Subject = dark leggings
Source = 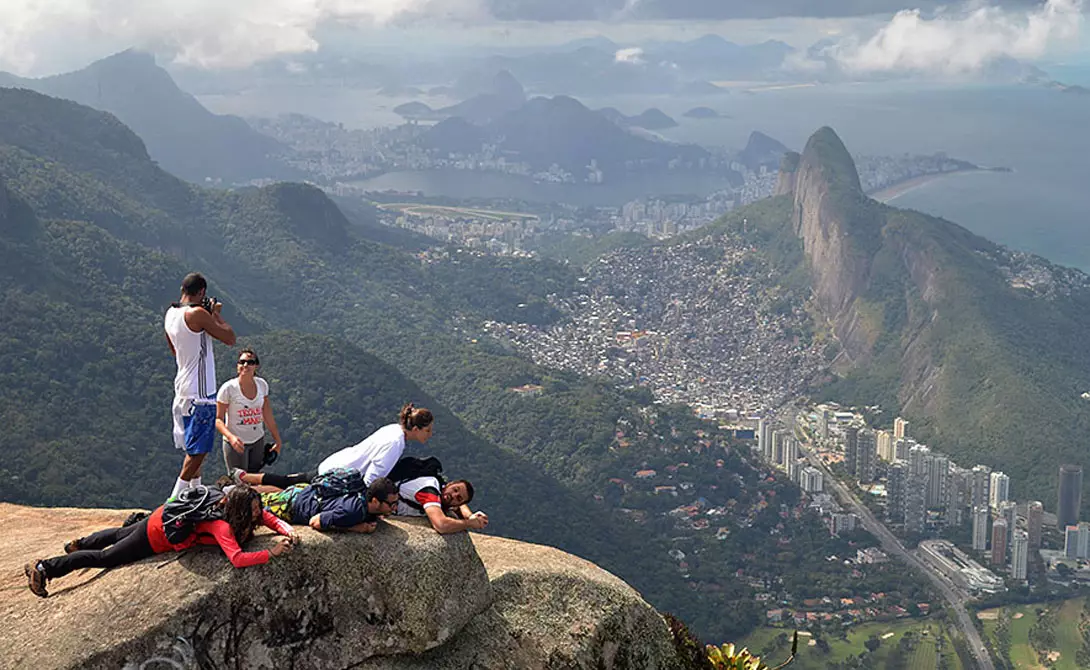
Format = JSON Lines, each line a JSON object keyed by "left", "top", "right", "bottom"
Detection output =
{"left": 261, "top": 471, "right": 315, "bottom": 489}
{"left": 40, "top": 518, "right": 156, "bottom": 579}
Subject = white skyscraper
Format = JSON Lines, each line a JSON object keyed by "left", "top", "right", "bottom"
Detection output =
{"left": 758, "top": 418, "right": 770, "bottom": 459}
{"left": 989, "top": 471, "right": 1010, "bottom": 511}
{"left": 801, "top": 467, "right": 824, "bottom": 493}
{"left": 1011, "top": 530, "right": 1029, "bottom": 580}
{"left": 973, "top": 505, "right": 990, "bottom": 552}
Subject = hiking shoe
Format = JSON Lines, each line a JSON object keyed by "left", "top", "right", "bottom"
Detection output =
{"left": 25, "top": 562, "right": 48, "bottom": 598}
{"left": 230, "top": 468, "right": 248, "bottom": 486}
{"left": 63, "top": 538, "right": 81, "bottom": 554}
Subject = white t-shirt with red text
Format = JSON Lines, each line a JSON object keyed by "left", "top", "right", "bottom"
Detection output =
{"left": 396, "top": 476, "right": 443, "bottom": 517}
{"left": 216, "top": 377, "right": 269, "bottom": 444}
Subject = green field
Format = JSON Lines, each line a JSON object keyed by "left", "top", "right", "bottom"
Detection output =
{"left": 979, "top": 597, "right": 1087, "bottom": 669}
{"left": 736, "top": 619, "right": 963, "bottom": 670}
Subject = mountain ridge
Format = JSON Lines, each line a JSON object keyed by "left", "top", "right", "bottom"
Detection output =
{"left": 0, "top": 50, "right": 298, "bottom": 184}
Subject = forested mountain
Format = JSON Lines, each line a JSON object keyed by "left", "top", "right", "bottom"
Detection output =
{"left": 0, "top": 86, "right": 784, "bottom": 641}
{"left": 0, "top": 50, "right": 297, "bottom": 184}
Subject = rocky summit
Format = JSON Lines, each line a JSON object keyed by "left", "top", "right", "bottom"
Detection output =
{"left": 0, "top": 504, "right": 682, "bottom": 669}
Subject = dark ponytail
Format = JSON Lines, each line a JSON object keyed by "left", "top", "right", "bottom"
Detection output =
{"left": 224, "top": 484, "right": 261, "bottom": 544}
{"left": 399, "top": 402, "right": 434, "bottom": 431}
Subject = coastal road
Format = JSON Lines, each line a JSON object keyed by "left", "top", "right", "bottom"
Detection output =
{"left": 789, "top": 411, "right": 995, "bottom": 670}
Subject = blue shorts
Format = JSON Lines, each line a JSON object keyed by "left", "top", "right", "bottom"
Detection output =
{"left": 173, "top": 397, "right": 217, "bottom": 456}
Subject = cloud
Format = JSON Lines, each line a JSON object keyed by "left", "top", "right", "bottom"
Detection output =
{"left": 821, "top": 0, "right": 1083, "bottom": 74}
{"left": 614, "top": 47, "right": 646, "bottom": 63}
{"left": 0, "top": 0, "right": 488, "bottom": 75}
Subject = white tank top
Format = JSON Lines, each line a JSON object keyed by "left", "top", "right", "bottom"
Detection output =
{"left": 164, "top": 306, "right": 216, "bottom": 399}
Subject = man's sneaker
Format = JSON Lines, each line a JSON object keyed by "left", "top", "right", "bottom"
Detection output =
{"left": 230, "top": 468, "right": 248, "bottom": 486}
{"left": 25, "top": 562, "right": 48, "bottom": 598}
{"left": 63, "top": 538, "right": 82, "bottom": 554}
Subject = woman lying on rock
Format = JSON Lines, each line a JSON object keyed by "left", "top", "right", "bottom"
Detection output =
{"left": 25, "top": 484, "right": 296, "bottom": 598}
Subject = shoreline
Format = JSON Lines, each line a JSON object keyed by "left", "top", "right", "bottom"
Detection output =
{"left": 869, "top": 168, "right": 1001, "bottom": 203}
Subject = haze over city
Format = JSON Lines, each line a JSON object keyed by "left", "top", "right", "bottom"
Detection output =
{"left": 2, "top": 1, "right": 1090, "bottom": 669}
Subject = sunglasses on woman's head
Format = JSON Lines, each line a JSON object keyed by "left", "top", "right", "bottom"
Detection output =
{"left": 238, "top": 359, "right": 259, "bottom": 366}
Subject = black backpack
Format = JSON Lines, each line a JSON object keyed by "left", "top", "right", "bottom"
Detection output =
{"left": 388, "top": 456, "right": 446, "bottom": 488}
{"left": 310, "top": 467, "right": 369, "bottom": 503}
{"left": 162, "top": 485, "right": 226, "bottom": 544}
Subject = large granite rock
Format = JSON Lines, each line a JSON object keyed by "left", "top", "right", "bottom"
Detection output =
{"left": 1, "top": 505, "right": 683, "bottom": 669}
{"left": 362, "top": 535, "right": 682, "bottom": 670}
{"left": 0, "top": 504, "right": 491, "bottom": 669}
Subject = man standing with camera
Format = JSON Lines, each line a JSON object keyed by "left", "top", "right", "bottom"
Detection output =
{"left": 165, "top": 273, "right": 236, "bottom": 499}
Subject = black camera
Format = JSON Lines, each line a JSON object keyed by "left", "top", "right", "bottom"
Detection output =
{"left": 200, "top": 295, "right": 221, "bottom": 313}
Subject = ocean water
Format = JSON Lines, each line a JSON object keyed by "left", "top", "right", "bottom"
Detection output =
{"left": 200, "top": 78, "right": 1090, "bottom": 271}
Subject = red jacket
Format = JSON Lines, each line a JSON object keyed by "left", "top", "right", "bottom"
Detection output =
{"left": 146, "top": 506, "right": 293, "bottom": 568}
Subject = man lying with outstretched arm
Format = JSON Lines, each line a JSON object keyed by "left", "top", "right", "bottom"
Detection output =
{"left": 396, "top": 476, "right": 488, "bottom": 534}
{"left": 260, "top": 476, "right": 399, "bottom": 534}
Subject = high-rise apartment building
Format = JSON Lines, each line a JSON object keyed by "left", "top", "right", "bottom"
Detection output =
{"left": 1058, "top": 464, "right": 1083, "bottom": 529}
{"left": 945, "top": 467, "right": 971, "bottom": 527}
{"left": 1027, "top": 501, "right": 1044, "bottom": 549}
{"left": 991, "top": 518, "right": 1008, "bottom": 566}
{"left": 894, "top": 417, "right": 909, "bottom": 439}
{"left": 1011, "top": 530, "right": 1028, "bottom": 580}
{"left": 999, "top": 500, "right": 1017, "bottom": 545}
{"left": 758, "top": 418, "right": 771, "bottom": 461}
{"left": 928, "top": 454, "right": 950, "bottom": 510}
{"left": 876, "top": 430, "right": 893, "bottom": 462}
{"left": 801, "top": 467, "right": 824, "bottom": 493}
{"left": 856, "top": 430, "right": 876, "bottom": 483}
{"left": 887, "top": 462, "right": 907, "bottom": 525}
{"left": 972, "top": 505, "right": 990, "bottom": 552}
{"left": 970, "top": 465, "right": 992, "bottom": 510}
{"left": 844, "top": 424, "right": 859, "bottom": 476}
{"left": 1065, "top": 525, "right": 1081, "bottom": 558}
{"left": 989, "top": 471, "right": 1010, "bottom": 511}
{"left": 894, "top": 438, "right": 910, "bottom": 462}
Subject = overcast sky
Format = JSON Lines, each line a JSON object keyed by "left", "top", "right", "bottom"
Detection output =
{"left": 0, "top": 0, "right": 1084, "bottom": 76}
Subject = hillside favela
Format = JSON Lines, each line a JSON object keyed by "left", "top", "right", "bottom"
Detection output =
{"left": 3, "top": 1, "right": 1090, "bottom": 669}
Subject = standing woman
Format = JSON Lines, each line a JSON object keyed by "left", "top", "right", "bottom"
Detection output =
{"left": 216, "top": 348, "right": 283, "bottom": 475}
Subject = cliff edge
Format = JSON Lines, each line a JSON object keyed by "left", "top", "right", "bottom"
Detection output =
{"left": 0, "top": 504, "right": 681, "bottom": 669}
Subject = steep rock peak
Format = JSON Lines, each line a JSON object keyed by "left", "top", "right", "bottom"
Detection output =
{"left": 791, "top": 126, "right": 881, "bottom": 361}
{"left": 774, "top": 151, "right": 801, "bottom": 196}
{"left": 798, "top": 126, "right": 861, "bottom": 195}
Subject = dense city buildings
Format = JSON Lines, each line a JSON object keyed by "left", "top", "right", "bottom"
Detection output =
{"left": 1058, "top": 464, "right": 1083, "bottom": 529}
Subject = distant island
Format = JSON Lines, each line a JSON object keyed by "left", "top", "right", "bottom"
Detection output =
{"left": 683, "top": 107, "right": 721, "bottom": 119}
